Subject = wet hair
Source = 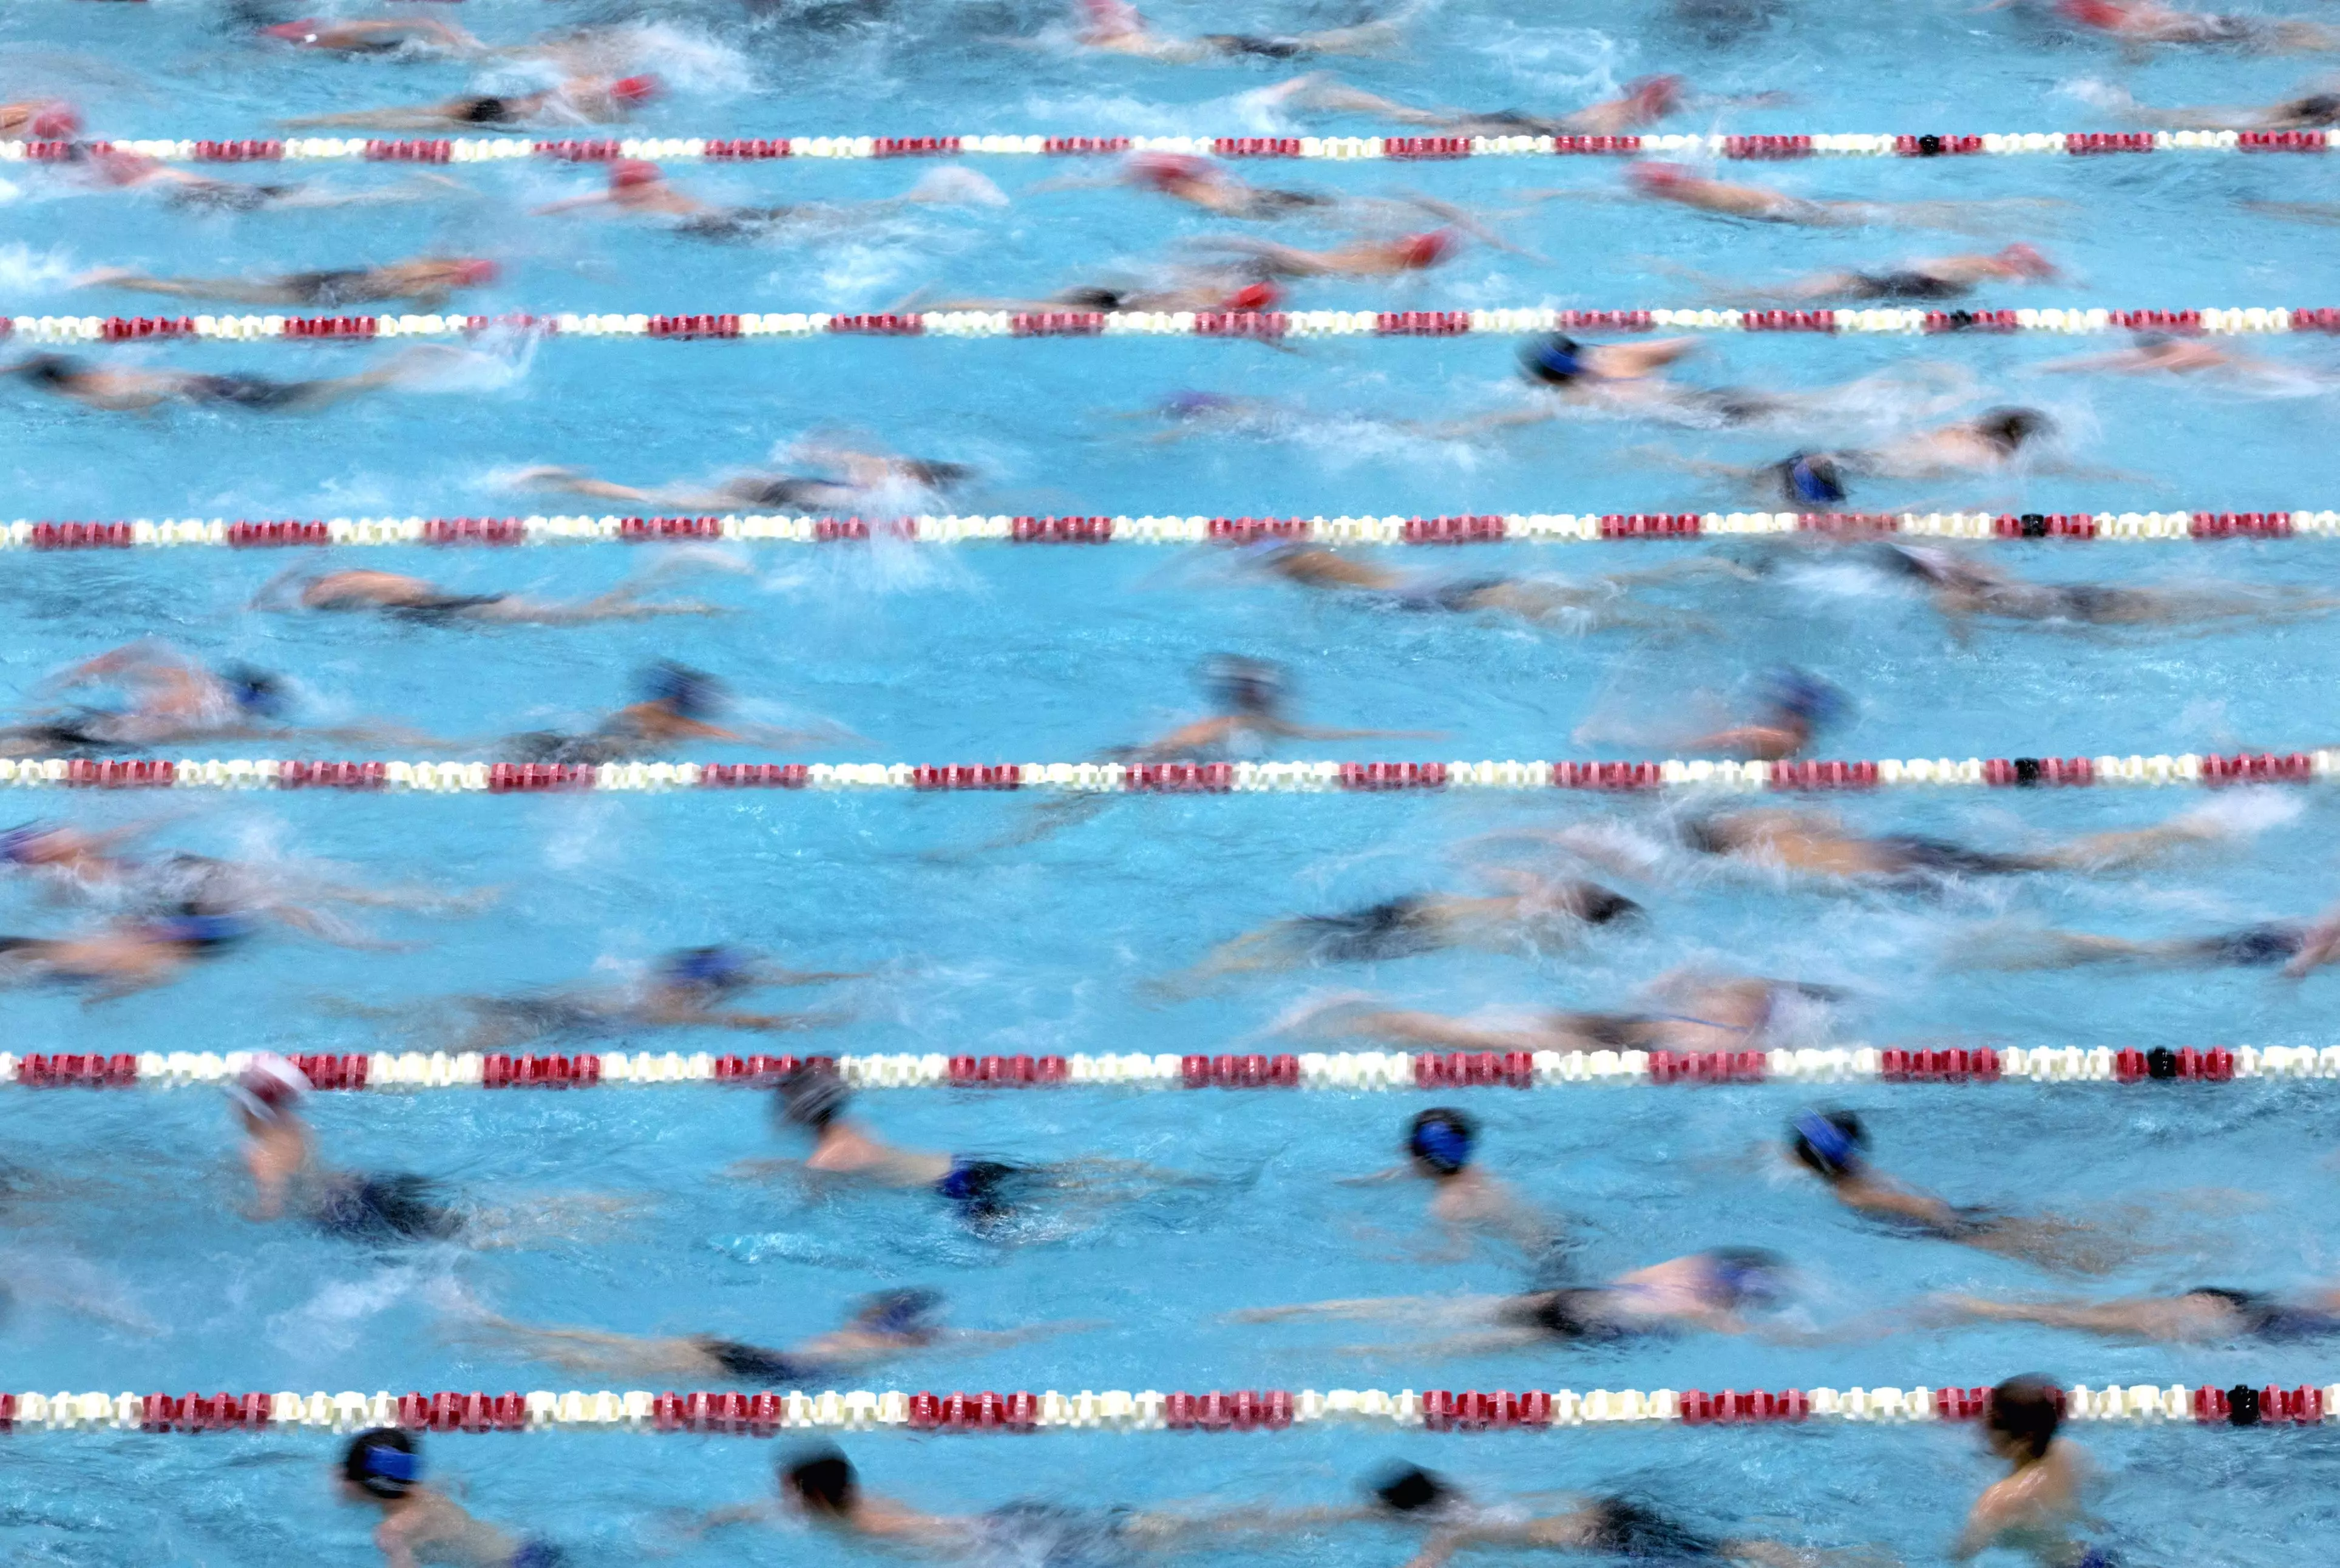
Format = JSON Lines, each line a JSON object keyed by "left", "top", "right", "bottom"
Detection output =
{"left": 1202, "top": 654, "right": 1286, "bottom": 718}
{"left": 782, "top": 1448, "right": 858, "bottom": 1515}
{"left": 1973, "top": 406, "right": 2050, "bottom": 452}
{"left": 1565, "top": 881, "right": 1643, "bottom": 926}
{"left": 1987, "top": 1376, "right": 2063, "bottom": 1463}
{"left": 858, "top": 1288, "right": 944, "bottom": 1338}
{"left": 344, "top": 1428, "right": 419, "bottom": 1500}
{"left": 1369, "top": 1462, "right": 1453, "bottom": 1513}
{"left": 1406, "top": 1107, "right": 1477, "bottom": 1176}
{"left": 1520, "top": 333, "right": 1586, "bottom": 386}
{"left": 638, "top": 661, "right": 725, "bottom": 720}
{"left": 217, "top": 663, "right": 287, "bottom": 718}
{"left": 1788, "top": 1109, "right": 1867, "bottom": 1181}
{"left": 777, "top": 1067, "right": 851, "bottom": 1131}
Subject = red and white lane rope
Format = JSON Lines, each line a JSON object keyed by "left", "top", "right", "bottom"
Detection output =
{"left": 0, "top": 749, "right": 2329, "bottom": 796}
{"left": 0, "top": 1380, "right": 2324, "bottom": 1436}
{"left": 14, "top": 129, "right": 2335, "bottom": 165}
{"left": 0, "top": 1041, "right": 2312, "bottom": 1090}
{"left": 0, "top": 510, "right": 2326, "bottom": 550}
{"left": 10, "top": 305, "right": 2335, "bottom": 344}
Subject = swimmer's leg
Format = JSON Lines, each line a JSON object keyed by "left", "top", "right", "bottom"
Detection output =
{"left": 1953, "top": 926, "right": 2167, "bottom": 969}
{"left": 1930, "top": 1292, "right": 2233, "bottom": 1340}
{"left": 501, "top": 466, "right": 662, "bottom": 503}
{"left": 453, "top": 1314, "right": 715, "bottom": 1377}
{"left": 459, "top": 1192, "right": 651, "bottom": 1250}
{"left": 77, "top": 271, "right": 310, "bottom": 305}
{"left": 1224, "top": 1293, "right": 1504, "bottom": 1323}
{"left": 1141, "top": 927, "right": 1306, "bottom": 999}
{"left": 1956, "top": 1215, "right": 2139, "bottom": 1276}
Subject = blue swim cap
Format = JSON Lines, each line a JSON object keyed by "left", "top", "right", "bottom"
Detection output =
{"left": 1782, "top": 453, "right": 1847, "bottom": 506}
{"left": 217, "top": 664, "right": 286, "bottom": 718}
{"left": 364, "top": 1446, "right": 419, "bottom": 1482}
{"left": 1790, "top": 1110, "right": 1864, "bottom": 1178}
{"left": 861, "top": 1288, "right": 943, "bottom": 1337}
{"left": 1521, "top": 334, "right": 1585, "bottom": 386}
{"left": 1705, "top": 1247, "right": 1788, "bottom": 1310}
{"left": 639, "top": 661, "right": 724, "bottom": 720}
{"left": 1756, "top": 667, "right": 1848, "bottom": 731}
{"left": 1408, "top": 1108, "right": 1476, "bottom": 1176}
{"left": 1162, "top": 390, "right": 1236, "bottom": 420}
{"left": 663, "top": 945, "right": 748, "bottom": 989}
{"left": 0, "top": 823, "right": 56, "bottom": 865}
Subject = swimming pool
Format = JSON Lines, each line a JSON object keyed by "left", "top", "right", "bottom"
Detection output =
{"left": 5, "top": 1, "right": 2340, "bottom": 1566}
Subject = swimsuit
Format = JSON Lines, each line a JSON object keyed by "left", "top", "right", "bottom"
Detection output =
{"left": 1583, "top": 1498, "right": 1722, "bottom": 1561}
{"left": 973, "top": 1502, "right": 1139, "bottom": 1568}
{"left": 384, "top": 592, "right": 509, "bottom": 624}
{"left": 1505, "top": 1288, "right": 1632, "bottom": 1342}
{"left": 469, "top": 996, "right": 617, "bottom": 1040}
{"left": 504, "top": 731, "right": 630, "bottom": 767}
{"left": 168, "top": 184, "right": 293, "bottom": 212}
{"left": 310, "top": 1172, "right": 463, "bottom": 1242}
{"left": 1198, "top": 32, "right": 1307, "bottom": 56}
{"left": 1058, "top": 287, "right": 1132, "bottom": 311}
{"left": 1872, "top": 835, "right": 2040, "bottom": 877}
{"left": 937, "top": 1158, "right": 1028, "bottom": 1218}
{"left": 509, "top": 1541, "right": 564, "bottom": 1568}
{"left": 1394, "top": 577, "right": 1512, "bottom": 614}
{"left": 146, "top": 912, "right": 249, "bottom": 952}
{"left": 2195, "top": 923, "right": 2304, "bottom": 966}
{"left": 280, "top": 269, "right": 376, "bottom": 307}
{"left": 691, "top": 1337, "right": 813, "bottom": 1383}
{"left": 185, "top": 374, "right": 311, "bottom": 410}
{"left": 1849, "top": 270, "right": 1968, "bottom": 301}
{"left": 1289, "top": 897, "right": 1443, "bottom": 963}
{"left": 675, "top": 207, "right": 797, "bottom": 242}
{"left": 2188, "top": 1288, "right": 2340, "bottom": 1340}
{"left": 458, "top": 97, "right": 517, "bottom": 125}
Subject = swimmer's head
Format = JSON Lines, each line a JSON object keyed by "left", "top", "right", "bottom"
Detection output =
{"left": 1406, "top": 1107, "right": 1477, "bottom": 1178}
{"left": 609, "top": 158, "right": 663, "bottom": 190}
{"left": 1564, "top": 881, "right": 1643, "bottom": 926}
{"left": 1369, "top": 1462, "right": 1455, "bottom": 1515}
{"left": 1995, "top": 243, "right": 2057, "bottom": 281}
{"left": 217, "top": 663, "right": 287, "bottom": 718}
{"left": 10, "top": 353, "right": 82, "bottom": 387}
{"left": 895, "top": 459, "right": 975, "bottom": 492}
{"left": 660, "top": 945, "right": 751, "bottom": 993}
{"left": 1124, "top": 151, "right": 1214, "bottom": 191}
{"left": 1973, "top": 406, "right": 2051, "bottom": 453}
{"left": 0, "top": 821, "right": 67, "bottom": 866}
{"left": 1678, "top": 813, "right": 1753, "bottom": 856}
{"left": 1393, "top": 229, "right": 1458, "bottom": 270}
{"left": 342, "top": 1428, "right": 419, "bottom": 1501}
{"left": 1703, "top": 1246, "right": 1789, "bottom": 1311}
{"left": 1521, "top": 334, "right": 1586, "bottom": 387}
{"left": 1788, "top": 1108, "right": 1866, "bottom": 1182}
{"left": 782, "top": 1448, "right": 858, "bottom": 1517}
{"left": 1986, "top": 1376, "right": 2063, "bottom": 1463}
{"left": 608, "top": 75, "right": 661, "bottom": 107}
{"left": 856, "top": 1288, "right": 944, "bottom": 1339}
{"left": 2290, "top": 92, "right": 2340, "bottom": 124}
{"left": 228, "top": 1052, "right": 310, "bottom": 1125}
{"left": 1625, "top": 160, "right": 1694, "bottom": 195}
{"left": 777, "top": 1067, "right": 852, "bottom": 1132}
{"left": 25, "top": 102, "right": 81, "bottom": 140}
{"left": 444, "top": 258, "right": 500, "bottom": 288}
{"left": 1202, "top": 654, "right": 1286, "bottom": 718}
{"left": 639, "top": 660, "right": 724, "bottom": 719}
{"left": 1755, "top": 667, "right": 1848, "bottom": 733}
{"left": 1219, "top": 280, "right": 1283, "bottom": 313}
{"left": 1625, "top": 74, "right": 1687, "bottom": 118}
{"left": 1780, "top": 451, "right": 1847, "bottom": 506}
{"left": 1159, "top": 390, "right": 1238, "bottom": 421}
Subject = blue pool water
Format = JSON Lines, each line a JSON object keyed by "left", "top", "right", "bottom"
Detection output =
{"left": 5, "top": 2, "right": 2340, "bottom": 1566}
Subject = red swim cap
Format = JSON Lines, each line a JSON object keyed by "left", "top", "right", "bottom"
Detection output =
{"left": 261, "top": 18, "right": 325, "bottom": 43}
{"left": 93, "top": 149, "right": 158, "bottom": 186}
{"left": 1626, "top": 159, "right": 1692, "bottom": 192}
{"left": 1084, "top": 0, "right": 1146, "bottom": 32}
{"left": 609, "top": 158, "right": 663, "bottom": 188}
{"left": 448, "top": 259, "right": 500, "bottom": 287}
{"left": 1221, "top": 280, "right": 1283, "bottom": 311}
{"left": 26, "top": 101, "right": 80, "bottom": 140}
{"left": 609, "top": 75, "right": 660, "bottom": 106}
{"left": 1997, "top": 243, "right": 2057, "bottom": 280}
{"left": 1626, "top": 74, "right": 1686, "bottom": 118}
{"left": 229, "top": 1053, "right": 310, "bottom": 1122}
{"left": 1125, "top": 151, "right": 1213, "bottom": 191}
{"left": 2056, "top": 0, "right": 2129, "bottom": 29}
{"left": 1395, "top": 228, "right": 1457, "bottom": 270}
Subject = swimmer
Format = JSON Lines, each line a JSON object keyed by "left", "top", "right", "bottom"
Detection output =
{"left": 66, "top": 146, "right": 458, "bottom": 212}
{"left": 1229, "top": 1247, "right": 1792, "bottom": 1348}
{"left": 0, "top": 100, "right": 80, "bottom": 140}
{"left": 1289, "top": 972, "right": 1828, "bottom": 1056}
{"left": 258, "top": 16, "right": 484, "bottom": 55}
{"left": 2033, "top": 331, "right": 2296, "bottom": 383}
{"left": 1122, "top": 654, "right": 1436, "bottom": 762}
{"left": 0, "top": 640, "right": 429, "bottom": 755}
{"left": 1678, "top": 801, "right": 2265, "bottom": 880}
{"left": 1681, "top": 244, "right": 2059, "bottom": 305}
{"left": 77, "top": 257, "right": 498, "bottom": 311}
{"left": 501, "top": 661, "right": 851, "bottom": 767}
{"left": 0, "top": 821, "right": 154, "bottom": 898}
{"left": 533, "top": 158, "right": 1005, "bottom": 240}
{"left": 1691, "top": 407, "right": 2061, "bottom": 506}
{"left": 2043, "top": 0, "right": 2339, "bottom": 50}
{"left": 1072, "top": 0, "right": 1409, "bottom": 64}
{"left": 1190, "top": 226, "right": 1467, "bottom": 278}
{"left": 251, "top": 558, "right": 727, "bottom": 626}
{"left": 922, "top": 271, "right": 1286, "bottom": 317}
{"left": 1948, "top": 1379, "right": 2105, "bottom": 1568}
{"left": 1262, "top": 71, "right": 1699, "bottom": 136}
{"left": 0, "top": 906, "right": 253, "bottom": 1000}
{"left": 2076, "top": 77, "right": 2340, "bottom": 127}
{"left": 1, "top": 345, "right": 460, "bottom": 415}
{"left": 1938, "top": 1285, "right": 2340, "bottom": 1343}
{"left": 1100, "top": 151, "right": 1337, "bottom": 219}
{"left": 509, "top": 443, "right": 973, "bottom": 514}
{"left": 341, "top": 1429, "right": 563, "bottom": 1568}
{"left": 459, "top": 1288, "right": 1082, "bottom": 1382}
{"left": 1234, "top": 541, "right": 1741, "bottom": 630}
{"left": 1336, "top": 1107, "right": 1567, "bottom": 1260}
{"left": 1371, "top": 1464, "right": 1826, "bottom": 1568}
{"left": 443, "top": 945, "right": 858, "bottom": 1051}
{"left": 1151, "top": 872, "right": 1643, "bottom": 994}
{"left": 1789, "top": 1111, "right": 2133, "bottom": 1272}
{"left": 282, "top": 73, "right": 659, "bottom": 129}
{"left": 1963, "top": 901, "right": 2340, "bottom": 977}
{"left": 1879, "top": 543, "right": 2340, "bottom": 626}
{"left": 1624, "top": 160, "right": 2057, "bottom": 231}
{"left": 232, "top": 1054, "right": 464, "bottom": 1241}
{"left": 1681, "top": 667, "right": 1848, "bottom": 761}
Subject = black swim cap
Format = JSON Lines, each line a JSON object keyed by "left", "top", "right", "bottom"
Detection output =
{"left": 638, "top": 660, "right": 724, "bottom": 720}
{"left": 782, "top": 1448, "right": 858, "bottom": 1515}
{"left": 1568, "top": 882, "right": 1643, "bottom": 926}
{"left": 1407, "top": 1107, "right": 1477, "bottom": 1176}
{"left": 778, "top": 1067, "right": 851, "bottom": 1130}
{"left": 1975, "top": 406, "right": 2050, "bottom": 450}
{"left": 1789, "top": 1109, "right": 1865, "bottom": 1180}
{"left": 1202, "top": 654, "right": 1286, "bottom": 717}
{"left": 1369, "top": 1463, "right": 1453, "bottom": 1513}
{"left": 1987, "top": 1376, "right": 2063, "bottom": 1462}
{"left": 344, "top": 1428, "right": 419, "bottom": 1500}
{"left": 1520, "top": 334, "right": 1587, "bottom": 386}
{"left": 2291, "top": 93, "right": 2340, "bottom": 123}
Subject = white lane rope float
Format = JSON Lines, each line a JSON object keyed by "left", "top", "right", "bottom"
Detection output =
{"left": 13, "top": 130, "right": 2336, "bottom": 165}
{"left": 0, "top": 1041, "right": 2305, "bottom": 1090}
{"left": 0, "top": 1379, "right": 2324, "bottom": 1435}
{"left": 9, "top": 305, "right": 2336, "bottom": 345}
{"left": 0, "top": 511, "right": 2322, "bottom": 549}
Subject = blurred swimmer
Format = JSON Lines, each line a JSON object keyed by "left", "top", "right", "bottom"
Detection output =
{"left": 0, "top": 820, "right": 155, "bottom": 897}
{"left": 1230, "top": 1248, "right": 1792, "bottom": 1347}
{"left": 252, "top": 556, "right": 729, "bottom": 626}
{"left": 920, "top": 270, "right": 1285, "bottom": 316}
{"left": 1, "top": 345, "right": 467, "bottom": 415}
{"left": 533, "top": 158, "right": 1005, "bottom": 240}
{"left": 1624, "top": 160, "right": 2059, "bottom": 231}
{"left": 0, "top": 640, "right": 421, "bottom": 753}
{"left": 509, "top": 444, "right": 972, "bottom": 514}
{"left": 501, "top": 661, "right": 852, "bottom": 765}
{"left": 1677, "top": 667, "right": 1848, "bottom": 761}
{"left": 0, "top": 100, "right": 80, "bottom": 138}
{"left": 1261, "top": 71, "right": 1700, "bottom": 135}
{"left": 1368, "top": 1464, "right": 1832, "bottom": 1568}
{"left": 66, "top": 146, "right": 460, "bottom": 211}
{"left": 1073, "top": 0, "right": 1408, "bottom": 63}
{"left": 1788, "top": 1110, "right": 2134, "bottom": 1272}
{"left": 1681, "top": 408, "right": 2061, "bottom": 506}
{"left": 0, "top": 908, "right": 252, "bottom": 999}
{"left": 1122, "top": 654, "right": 1436, "bottom": 762}
{"left": 1678, "top": 244, "right": 2059, "bottom": 305}
{"left": 1948, "top": 1379, "right": 2102, "bottom": 1568}
{"left": 1962, "top": 901, "right": 2340, "bottom": 977}
{"left": 1676, "top": 799, "right": 2269, "bottom": 880}
{"left": 1232, "top": 540, "right": 1743, "bottom": 630}
{"left": 1938, "top": 1284, "right": 2340, "bottom": 1342}
{"left": 2033, "top": 331, "right": 2307, "bottom": 387}
{"left": 1190, "top": 226, "right": 1467, "bottom": 278}
{"left": 2041, "top": 0, "right": 2340, "bottom": 50}
{"left": 1088, "top": 151, "right": 1338, "bottom": 219}
{"left": 258, "top": 15, "right": 484, "bottom": 54}
{"left": 77, "top": 256, "right": 497, "bottom": 310}
{"left": 341, "top": 1428, "right": 564, "bottom": 1568}
{"left": 442, "top": 945, "right": 858, "bottom": 1051}
{"left": 232, "top": 1055, "right": 465, "bottom": 1241}
{"left": 1879, "top": 543, "right": 2340, "bottom": 625}
{"left": 1335, "top": 1107, "right": 1568, "bottom": 1260}
{"left": 1288, "top": 972, "right": 1830, "bottom": 1056}
{"left": 283, "top": 73, "right": 659, "bottom": 129}
{"left": 2075, "top": 77, "right": 2340, "bottom": 126}
{"left": 460, "top": 1288, "right": 1084, "bottom": 1381}
{"left": 1151, "top": 871, "right": 1643, "bottom": 995}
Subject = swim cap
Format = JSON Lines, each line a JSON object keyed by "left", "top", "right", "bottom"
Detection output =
{"left": 1987, "top": 1376, "right": 2063, "bottom": 1460}
{"left": 1125, "top": 151, "right": 1213, "bottom": 191}
{"left": 1995, "top": 243, "right": 2057, "bottom": 280}
{"left": 1521, "top": 333, "right": 1586, "bottom": 386}
{"left": 609, "top": 158, "right": 663, "bottom": 189}
{"left": 1567, "top": 881, "right": 1644, "bottom": 926}
{"left": 26, "top": 103, "right": 80, "bottom": 139}
{"left": 92, "top": 149, "right": 158, "bottom": 186}
{"left": 608, "top": 75, "right": 660, "bottom": 106}
{"left": 1780, "top": 452, "right": 1847, "bottom": 506}
{"left": 1626, "top": 160, "right": 1693, "bottom": 194}
{"left": 447, "top": 259, "right": 499, "bottom": 287}
{"left": 662, "top": 945, "right": 750, "bottom": 990}
{"left": 1974, "top": 406, "right": 2050, "bottom": 451}
{"left": 1704, "top": 1246, "right": 1788, "bottom": 1310}
{"left": 2291, "top": 93, "right": 2340, "bottom": 124}
{"left": 1755, "top": 667, "right": 1848, "bottom": 731}
{"left": 778, "top": 1068, "right": 851, "bottom": 1130}
{"left": 261, "top": 19, "right": 324, "bottom": 43}
{"left": 1370, "top": 1463, "right": 1453, "bottom": 1514}
{"left": 782, "top": 1448, "right": 857, "bottom": 1515}
{"left": 1789, "top": 1109, "right": 1865, "bottom": 1179}
{"left": 344, "top": 1429, "right": 419, "bottom": 1499}
{"left": 1394, "top": 229, "right": 1457, "bottom": 270}
{"left": 228, "top": 1053, "right": 311, "bottom": 1123}
{"left": 217, "top": 663, "right": 286, "bottom": 718}
{"left": 639, "top": 660, "right": 724, "bottom": 719}
{"left": 1407, "top": 1107, "right": 1477, "bottom": 1176}
{"left": 860, "top": 1288, "right": 944, "bottom": 1337}
{"left": 1625, "top": 75, "right": 1686, "bottom": 119}
{"left": 2057, "top": 0, "right": 2130, "bottom": 28}
{"left": 1201, "top": 654, "right": 1286, "bottom": 717}
{"left": 1161, "top": 390, "right": 1237, "bottom": 420}
{"left": 1220, "top": 280, "right": 1283, "bottom": 312}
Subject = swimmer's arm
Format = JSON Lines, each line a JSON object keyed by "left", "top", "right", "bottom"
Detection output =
{"left": 41, "top": 639, "right": 179, "bottom": 693}
{"left": 1397, "top": 1529, "right": 1482, "bottom": 1568}
{"left": 1334, "top": 1163, "right": 1412, "bottom": 1186}
{"left": 1946, "top": 1492, "right": 2015, "bottom": 1560}
{"left": 2282, "top": 917, "right": 2340, "bottom": 978}
{"left": 1684, "top": 722, "right": 1803, "bottom": 761}
{"left": 756, "top": 966, "right": 871, "bottom": 987}
{"left": 374, "top": 1516, "right": 425, "bottom": 1568}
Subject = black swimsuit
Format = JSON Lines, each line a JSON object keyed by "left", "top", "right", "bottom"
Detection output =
{"left": 281, "top": 269, "right": 376, "bottom": 307}
{"left": 691, "top": 1337, "right": 813, "bottom": 1383}
{"left": 1290, "top": 897, "right": 1443, "bottom": 962}
{"left": 1873, "top": 836, "right": 2040, "bottom": 877}
{"left": 186, "top": 374, "right": 311, "bottom": 410}
{"left": 385, "top": 592, "right": 509, "bottom": 624}
{"left": 1850, "top": 270, "right": 1969, "bottom": 301}
{"left": 458, "top": 96, "right": 517, "bottom": 125}
{"left": 1198, "top": 32, "right": 1307, "bottom": 55}
{"left": 2188, "top": 1287, "right": 2340, "bottom": 1340}
{"left": 1505, "top": 1288, "right": 1629, "bottom": 1342}
{"left": 1582, "top": 1498, "right": 1722, "bottom": 1561}
{"left": 2196, "top": 923, "right": 2305, "bottom": 966}
{"left": 311, "top": 1173, "right": 463, "bottom": 1242}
